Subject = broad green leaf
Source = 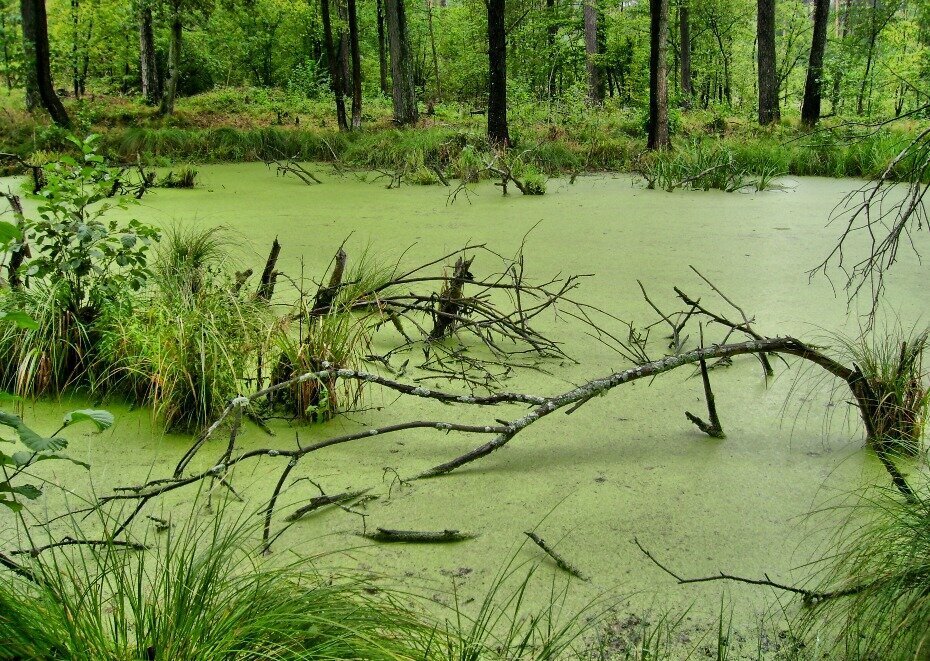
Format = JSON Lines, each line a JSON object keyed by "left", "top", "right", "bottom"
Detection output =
{"left": 11, "top": 484, "right": 41, "bottom": 500}
{"left": 0, "top": 311, "right": 38, "bottom": 330}
{"left": 0, "top": 221, "right": 22, "bottom": 245}
{"left": 11, "top": 451, "right": 89, "bottom": 470}
{"left": 0, "top": 497, "right": 23, "bottom": 512}
{"left": 0, "top": 411, "right": 66, "bottom": 452}
{"left": 63, "top": 409, "right": 114, "bottom": 432}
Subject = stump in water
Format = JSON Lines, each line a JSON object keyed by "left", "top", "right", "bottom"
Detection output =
{"left": 857, "top": 339, "right": 928, "bottom": 457}
{"left": 429, "top": 256, "right": 474, "bottom": 340}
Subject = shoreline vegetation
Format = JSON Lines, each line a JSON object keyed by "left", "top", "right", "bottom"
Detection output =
{"left": 2, "top": 88, "right": 926, "bottom": 183}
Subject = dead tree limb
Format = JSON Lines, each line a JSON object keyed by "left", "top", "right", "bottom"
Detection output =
{"left": 525, "top": 531, "right": 588, "bottom": 581}
{"left": 685, "top": 353, "right": 725, "bottom": 439}
{"left": 285, "top": 488, "right": 372, "bottom": 522}
{"left": 633, "top": 537, "right": 866, "bottom": 606}
{"left": 312, "top": 247, "right": 348, "bottom": 314}
{"left": 257, "top": 237, "right": 281, "bottom": 301}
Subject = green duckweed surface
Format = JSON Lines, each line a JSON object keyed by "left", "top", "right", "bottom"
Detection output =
{"left": 3, "top": 166, "right": 928, "bottom": 649}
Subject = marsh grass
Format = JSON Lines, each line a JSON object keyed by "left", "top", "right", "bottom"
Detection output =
{"left": 0, "top": 513, "right": 434, "bottom": 660}
{"left": 267, "top": 248, "right": 393, "bottom": 422}
{"left": 799, "top": 479, "right": 930, "bottom": 659}
{"left": 158, "top": 165, "right": 199, "bottom": 188}
{"left": 97, "top": 226, "right": 271, "bottom": 430}
{"left": 832, "top": 326, "right": 929, "bottom": 456}
{"left": 0, "top": 282, "right": 95, "bottom": 400}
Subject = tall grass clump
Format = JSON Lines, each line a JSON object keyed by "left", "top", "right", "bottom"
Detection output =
{"left": 98, "top": 226, "right": 270, "bottom": 430}
{"left": 833, "top": 326, "right": 929, "bottom": 456}
{"left": 267, "top": 247, "right": 392, "bottom": 422}
{"left": 799, "top": 480, "right": 930, "bottom": 659}
{"left": 0, "top": 514, "right": 433, "bottom": 660}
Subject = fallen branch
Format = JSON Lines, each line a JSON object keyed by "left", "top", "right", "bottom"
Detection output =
{"left": 285, "top": 488, "right": 372, "bottom": 522}
{"left": 525, "top": 531, "right": 588, "bottom": 581}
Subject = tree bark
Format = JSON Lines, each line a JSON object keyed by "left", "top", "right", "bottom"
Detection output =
{"left": 347, "top": 0, "right": 362, "bottom": 128}
{"left": 384, "top": 0, "right": 418, "bottom": 124}
{"left": 801, "top": 0, "right": 830, "bottom": 127}
{"left": 20, "top": 0, "right": 69, "bottom": 126}
{"left": 159, "top": 4, "right": 182, "bottom": 116}
{"left": 679, "top": 0, "right": 691, "bottom": 99}
{"left": 583, "top": 0, "right": 603, "bottom": 104}
{"left": 647, "top": 0, "right": 669, "bottom": 149}
{"left": 546, "top": 0, "right": 559, "bottom": 98}
{"left": 376, "top": 0, "right": 389, "bottom": 95}
{"left": 139, "top": 4, "right": 160, "bottom": 104}
{"left": 487, "top": 0, "right": 509, "bottom": 145}
{"left": 856, "top": 0, "right": 878, "bottom": 116}
{"left": 320, "top": 0, "right": 349, "bottom": 130}
{"left": 756, "top": 0, "right": 779, "bottom": 124}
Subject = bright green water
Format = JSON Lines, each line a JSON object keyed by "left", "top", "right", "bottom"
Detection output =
{"left": 3, "top": 166, "right": 927, "bottom": 648}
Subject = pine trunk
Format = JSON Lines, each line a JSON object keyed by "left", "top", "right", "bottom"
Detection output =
{"left": 801, "top": 0, "right": 830, "bottom": 126}
{"left": 159, "top": 7, "right": 182, "bottom": 116}
{"left": 347, "top": 0, "right": 362, "bottom": 128}
{"left": 139, "top": 4, "right": 160, "bottom": 104}
{"left": 320, "top": 0, "right": 349, "bottom": 130}
{"left": 583, "top": 0, "right": 603, "bottom": 104}
{"left": 20, "top": 0, "right": 69, "bottom": 126}
{"left": 679, "top": 1, "right": 691, "bottom": 98}
{"left": 384, "top": 0, "right": 418, "bottom": 124}
{"left": 647, "top": 0, "right": 669, "bottom": 149}
{"left": 376, "top": 0, "right": 389, "bottom": 95}
{"left": 487, "top": 0, "right": 509, "bottom": 145}
{"left": 756, "top": 0, "right": 779, "bottom": 124}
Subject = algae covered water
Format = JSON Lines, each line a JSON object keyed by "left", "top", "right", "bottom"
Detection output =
{"left": 3, "top": 166, "right": 927, "bottom": 645}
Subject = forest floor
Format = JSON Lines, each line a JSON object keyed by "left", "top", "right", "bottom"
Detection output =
{"left": 1, "top": 87, "right": 926, "bottom": 180}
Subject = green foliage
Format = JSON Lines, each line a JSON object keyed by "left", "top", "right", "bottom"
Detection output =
{"left": 0, "top": 407, "right": 110, "bottom": 512}
{"left": 25, "top": 134, "right": 158, "bottom": 318}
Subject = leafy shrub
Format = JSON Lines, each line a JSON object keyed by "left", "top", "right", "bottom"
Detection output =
{"left": 0, "top": 136, "right": 159, "bottom": 397}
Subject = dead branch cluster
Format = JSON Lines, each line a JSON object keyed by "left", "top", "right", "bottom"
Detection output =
{"left": 811, "top": 125, "right": 930, "bottom": 316}
{"left": 5, "top": 258, "right": 921, "bottom": 606}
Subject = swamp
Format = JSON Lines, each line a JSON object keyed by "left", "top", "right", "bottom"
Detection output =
{"left": 1, "top": 0, "right": 930, "bottom": 657}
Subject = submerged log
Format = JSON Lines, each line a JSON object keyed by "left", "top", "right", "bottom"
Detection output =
{"left": 360, "top": 528, "right": 476, "bottom": 543}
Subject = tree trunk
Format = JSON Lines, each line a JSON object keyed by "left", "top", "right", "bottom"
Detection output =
{"left": 159, "top": 5, "right": 182, "bottom": 116}
{"left": 487, "top": 0, "right": 509, "bottom": 145}
{"left": 376, "top": 0, "right": 389, "bottom": 95}
{"left": 801, "top": 0, "right": 830, "bottom": 127}
{"left": 756, "top": 0, "right": 779, "bottom": 124}
{"left": 384, "top": 0, "right": 418, "bottom": 124}
{"left": 583, "top": 0, "right": 603, "bottom": 104}
{"left": 139, "top": 4, "right": 160, "bottom": 104}
{"left": 856, "top": 0, "right": 878, "bottom": 116}
{"left": 1, "top": 11, "right": 12, "bottom": 90}
{"left": 679, "top": 0, "right": 691, "bottom": 100}
{"left": 647, "top": 0, "right": 669, "bottom": 149}
{"left": 426, "top": 0, "right": 442, "bottom": 102}
{"left": 347, "top": 0, "right": 362, "bottom": 128}
{"left": 320, "top": 0, "right": 349, "bottom": 129}
{"left": 20, "top": 0, "right": 69, "bottom": 126}
{"left": 336, "top": 0, "right": 352, "bottom": 99}
{"left": 546, "top": 0, "right": 559, "bottom": 99}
